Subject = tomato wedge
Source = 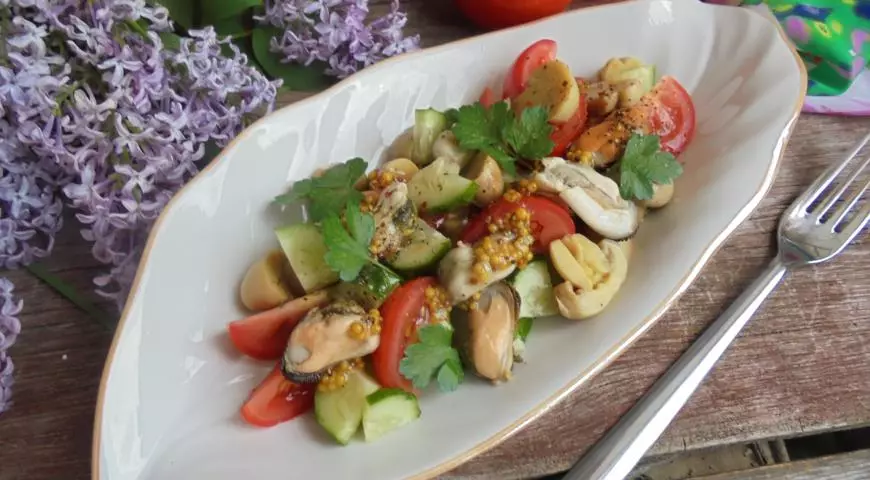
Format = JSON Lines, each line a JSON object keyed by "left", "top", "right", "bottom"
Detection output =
{"left": 647, "top": 76, "right": 696, "bottom": 156}
{"left": 549, "top": 91, "right": 588, "bottom": 157}
{"left": 455, "top": 0, "right": 572, "bottom": 31}
{"left": 240, "top": 365, "right": 316, "bottom": 427}
{"left": 227, "top": 291, "right": 330, "bottom": 361}
{"left": 501, "top": 39, "right": 557, "bottom": 99}
{"left": 460, "top": 195, "right": 575, "bottom": 254}
{"left": 479, "top": 86, "right": 498, "bottom": 107}
{"left": 372, "top": 277, "right": 437, "bottom": 393}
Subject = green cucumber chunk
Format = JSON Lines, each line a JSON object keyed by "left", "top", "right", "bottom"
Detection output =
{"left": 275, "top": 223, "right": 339, "bottom": 294}
{"left": 314, "top": 370, "right": 381, "bottom": 445}
{"left": 408, "top": 157, "right": 478, "bottom": 213}
{"left": 412, "top": 109, "right": 449, "bottom": 166}
{"left": 511, "top": 259, "right": 558, "bottom": 318}
{"left": 386, "top": 220, "right": 451, "bottom": 276}
{"left": 332, "top": 263, "right": 402, "bottom": 310}
{"left": 362, "top": 388, "right": 421, "bottom": 442}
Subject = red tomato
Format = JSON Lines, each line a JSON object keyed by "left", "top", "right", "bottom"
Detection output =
{"left": 460, "top": 196, "right": 575, "bottom": 254}
{"left": 549, "top": 92, "right": 588, "bottom": 156}
{"left": 647, "top": 76, "right": 696, "bottom": 156}
{"left": 479, "top": 87, "right": 498, "bottom": 107}
{"left": 372, "top": 277, "right": 438, "bottom": 393}
{"left": 227, "top": 291, "right": 330, "bottom": 361}
{"left": 455, "top": 0, "right": 572, "bottom": 31}
{"left": 501, "top": 39, "right": 558, "bottom": 99}
{"left": 240, "top": 365, "right": 316, "bottom": 428}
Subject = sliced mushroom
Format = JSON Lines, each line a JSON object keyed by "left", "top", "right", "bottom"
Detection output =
{"left": 282, "top": 301, "right": 379, "bottom": 383}
{"left": 535, "top": 157, "right": 639, "bottom": 240}
{"left": 639, "top": 183, "right": 674, "bottom": 209}
{"left": 438, "top": 243, "right": 516, "bottom": 304}
{"left": 453, "top": 282, "right": 520, "bottom": 383}
{"left": 388, "top": 128, "right": 414, "bottom": 160}
{"left": 463, "top": 152, "right": 504, "bottom": 206}
{"left": 585, "top": 81, "right": 619, "bottom": 118}
{"left": 371, "top": 182, "right": 416, "bottom": 258}
{"left": 432, "top": 131, "right": 474, "bottom": 170}
{"left": 239, "top": 250, "right": 294, "bottom": 311}
{"left": 553, "top": 239, "right": 628, "bottom": 320}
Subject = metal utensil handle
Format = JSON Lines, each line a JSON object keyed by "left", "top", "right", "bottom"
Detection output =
{"left": 564, "top": 259, "right": 789, "bottom": 480}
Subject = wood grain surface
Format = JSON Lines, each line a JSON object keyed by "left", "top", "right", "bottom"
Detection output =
{"left": 1, "top": 2, "right": 869, "bottom": 480}
{"left": 699, "top": 449, "right": 870, "bottom": 480}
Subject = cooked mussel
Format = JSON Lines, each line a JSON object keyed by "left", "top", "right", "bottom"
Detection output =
{"left": 281, "top": 300, "right": 380, "bottom": 383}
{"left": 371, "top": 182, "right": 417, "bottom": 258}
{"left": 453, "top": 282, "right": 520, "bottom": 383}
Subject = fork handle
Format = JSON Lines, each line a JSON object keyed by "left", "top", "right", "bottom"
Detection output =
{"left": 564, "top": 259, "right": 789, "bottom": 480}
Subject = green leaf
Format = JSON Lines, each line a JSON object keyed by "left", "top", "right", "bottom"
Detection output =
{"left": 200, "top": 0, "right": 262, "bottom": 24}
{"left": 510, "top": 106, "right": 554, "bottom": 159}
{"left": 399, "top": 324, "right": 464, "bottom": 392}
{"left": 251, "top": 26, "right": 332, "bottom": 90}
{"left": 158, "top": 31, "right": 183, "bottom": 51}
{"left": 616, "top": 134, "right": 683, "bottom": 201}
{"left": 321, "top": 211, "right": 373, "bottom": 282}
{"left": 273, "top": 157, "right": 368, "bottom": 221}
{"left": 212, "top": 15, "right": 249, "bottom": 37}
{"left": 345, "top": 202, "right": 375, "bottom": 249}
{"left": 157, "top": 0, "right": 195, "bottom": 30}
{"left": 25, "top": 264, "right": 115, "bottom": 330}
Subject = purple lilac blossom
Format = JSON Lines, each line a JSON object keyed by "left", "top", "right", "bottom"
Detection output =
{"left": 258, "top": 0, "right": 420, "bottom": 78}
{"left": 1, "top": 0, "right": 279, "bottom": 308}
{"left": 0, "top": 278, "right": 23, "bottom": 415}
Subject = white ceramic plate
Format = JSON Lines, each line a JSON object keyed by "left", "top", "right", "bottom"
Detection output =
{"left": 93, "top": 1, "right": 805, "bottom": 478}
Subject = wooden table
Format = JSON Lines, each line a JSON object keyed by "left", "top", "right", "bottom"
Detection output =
{"left": 1, "top": 2, "right": 869, "bottom": 479}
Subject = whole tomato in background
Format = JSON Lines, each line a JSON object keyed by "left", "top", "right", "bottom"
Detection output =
{"left": 455, "top": 0, "right": 573, "bottom": 30}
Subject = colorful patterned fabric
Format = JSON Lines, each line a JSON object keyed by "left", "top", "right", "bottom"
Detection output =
{"left": 703, "top": 0, "right": 870, "bottom": 115}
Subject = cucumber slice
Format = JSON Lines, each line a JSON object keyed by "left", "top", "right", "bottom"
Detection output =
{"left": 412, "top": 109, "right": 449, "bottom": 166}
{"left": 362, "top": 388, "right": 421, "bottom": 442}
{"left": 386, "top": 220, "right": 451, "bottom": 276}
{"left": 332, "top": 263, "right": 402, "bottom": 310}
{"left": 511, "top": 259, "right": 558, "bottom": 318}
{"left": 408, "top": 157, "right": 478, "bottom": 213}
{"left": 315, "top": 370, "right": 381, "bottom": 445}
{"left": 275, "top": 223, "right": 339, "bottom": 294}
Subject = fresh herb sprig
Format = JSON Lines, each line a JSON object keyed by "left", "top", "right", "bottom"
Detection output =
{"left": 615, "top": 134, "right": 683, "bottom": 201}
{"left": 400, "top": 324, "right": 464, "bottom": 393}
{"left": 274, "top": 157, "right": 367, "bottom": 222}
{"left": 450, "top": 102, "right": 554, "bottom": 176}
{"left": 320, "top": 201, "right": 393, "bottom": 282}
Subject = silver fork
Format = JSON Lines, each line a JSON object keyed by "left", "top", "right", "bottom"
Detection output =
{"left": 564, "top": 134, "right": 870, "bottom": 480}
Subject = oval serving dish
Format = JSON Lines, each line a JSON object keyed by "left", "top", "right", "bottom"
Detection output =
{"left": 93, "top": 1, "right": 806, "bottom": 479}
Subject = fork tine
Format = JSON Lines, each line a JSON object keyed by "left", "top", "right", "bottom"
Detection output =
{"left": 795, "top": 132, "right": 870, "bottom": 212}
{"left": 831, "top": 176, "right": 870, "bottom": 227}
{"left": 815, "top": 153, "right": 870, "bottom": 219}
{"left": 837, "top": 204, "right": 870, "bottom": 244}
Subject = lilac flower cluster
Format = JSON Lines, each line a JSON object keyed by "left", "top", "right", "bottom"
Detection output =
{"left": 1, "top": 0, "right": 280, "bottom": 305}
{"left": 0, "top": 279, "right": 23, "bottom": 415}
{"left": 259, "top": 0, "right": 420, "bottom": 78}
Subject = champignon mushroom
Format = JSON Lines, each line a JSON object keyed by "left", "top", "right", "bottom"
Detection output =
{"left": 535, "top": 157, "right": 640, "bottom": 240}
{"left": 239, "top": 250, "right": 293, "bottom": 311}
{"left": 585, "top": 81, "right": 619, "bottom": 118}
{"left": 553, "top": 238, "right": 629, "bottom": 320}
{"left": 282, "top": 301, "right": 380, "bottom": 383}
{"left": 463, "top": 152, "right": 504, "bottom": 206}
{"left": 640, "top": 183, "right": 674, "bottom": 209}
{"left": 371, "top": 182, "right": 416, "bottom": 258}
{"left": 437, "top": 243, "right": 516, "bottom": 304}
{"left": 432, "top": 131, "right": 474, "bottom": 170}
{"left": 453, "top": 282, "right": 520, "bottom": 383}
{"left": 388, "top": 128, "right": 414, "bottom": 160}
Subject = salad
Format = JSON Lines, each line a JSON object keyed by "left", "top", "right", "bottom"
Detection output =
{"left": 227, "top": 39, "right": 696, "bottom": 445}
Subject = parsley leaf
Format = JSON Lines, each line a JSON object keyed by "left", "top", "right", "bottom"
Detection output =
{"left": 617, "top": 134, "right": 683, "bottom": 201}
{"left": 321, "top": 202, "right": 376, "bottom": 282}
{"left": 399, "top": 324, "right": 464, "bottom": 393}
{"left": 274, "top": 157, "right": 367, "bottom": 222}
{"left": 451, "top": 102, "right": 554, "bottom": 177}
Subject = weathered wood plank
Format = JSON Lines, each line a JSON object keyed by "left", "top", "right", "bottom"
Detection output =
{"left": 698, "top": 449, "right": 870, "bottom": 480}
